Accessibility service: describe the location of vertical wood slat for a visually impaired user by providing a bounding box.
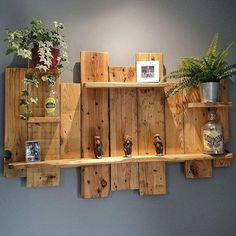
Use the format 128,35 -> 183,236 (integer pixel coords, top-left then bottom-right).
139,162 -> 166,196
164,86 -> 184,154
26,70 -> 61,187
183,88 -> 212,178
109,67 -> 139,191
27,122 -> 60,160
29,69 -> 60,117
60,83 -> 81,157
80,51 -> 110,198
26,167 -> 60,188
4,68 -> 27,163
135,52 -> 164,82
136,53 -> 166,195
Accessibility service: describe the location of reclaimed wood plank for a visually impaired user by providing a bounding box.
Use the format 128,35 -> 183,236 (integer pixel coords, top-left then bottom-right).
139,162 -> 166,195
136,52 -> 166,195
60,83 -> 81,157
8,153 -> 233,169
185,160 -> 212,178
80,165 -> 110,198
4,68 -> 27,163
26,167 -> 60,188
27,122 -> 60,160
83,82 -> 168,88
165,85 -> 184,154
109,66 -> 139,191
183,88 -> 212,178
80,51 -> 110,198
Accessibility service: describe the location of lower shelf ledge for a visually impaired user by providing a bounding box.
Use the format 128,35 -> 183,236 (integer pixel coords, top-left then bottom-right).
7,152 -> 233,170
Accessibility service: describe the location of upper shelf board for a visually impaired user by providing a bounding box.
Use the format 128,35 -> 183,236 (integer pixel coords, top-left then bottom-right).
82,82 -> 170,88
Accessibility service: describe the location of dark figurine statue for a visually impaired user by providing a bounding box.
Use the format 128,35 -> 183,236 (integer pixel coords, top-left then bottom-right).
154,134 -> 163,156
123,135 -> 133,157
94,136 -> 103,159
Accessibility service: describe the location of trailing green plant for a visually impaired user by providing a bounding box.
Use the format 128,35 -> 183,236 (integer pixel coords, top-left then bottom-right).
165,34 -> 236,97
20,72 -> 39,120
5,19 -> 68,119
5,19 -> 68,71
41,74 -> 56,87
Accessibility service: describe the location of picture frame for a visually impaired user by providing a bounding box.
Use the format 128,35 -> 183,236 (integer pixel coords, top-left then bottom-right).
25,140 -> 41,162
136,61 -> 160,83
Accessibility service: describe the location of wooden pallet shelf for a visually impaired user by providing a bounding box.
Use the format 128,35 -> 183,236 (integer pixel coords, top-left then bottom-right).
188,102 -> 233,108
28,117 -> 60,123
4,52 -> 233,197
8,153 -> 233,169
83,82 -> 169,88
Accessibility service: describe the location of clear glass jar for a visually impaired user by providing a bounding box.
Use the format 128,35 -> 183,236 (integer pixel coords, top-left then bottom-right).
45,85 -> 58,116
201,109 -> 224,154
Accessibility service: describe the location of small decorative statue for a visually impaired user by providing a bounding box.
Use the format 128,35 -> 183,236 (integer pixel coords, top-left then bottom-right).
94,136 -> 103,159
154,134 -> 163,156
123,135 -> 133,157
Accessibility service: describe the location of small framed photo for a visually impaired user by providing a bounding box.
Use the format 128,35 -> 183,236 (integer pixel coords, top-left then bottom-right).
25,140 -> 41,162
137,61 -> 160,83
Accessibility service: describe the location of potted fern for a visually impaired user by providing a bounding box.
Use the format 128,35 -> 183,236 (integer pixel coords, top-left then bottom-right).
166,34 -> 236,102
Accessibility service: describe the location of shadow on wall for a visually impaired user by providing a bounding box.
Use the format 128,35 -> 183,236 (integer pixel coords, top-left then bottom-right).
73,62 -> 81,83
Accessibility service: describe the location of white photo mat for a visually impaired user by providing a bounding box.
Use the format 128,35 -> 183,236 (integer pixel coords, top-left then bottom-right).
137,61 -> 160,83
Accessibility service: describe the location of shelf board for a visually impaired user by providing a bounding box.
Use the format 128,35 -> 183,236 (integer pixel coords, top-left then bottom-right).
8,152 -> 233,169
188,102 -> 233,108
28,116 -> 60,123
83,82 -> 169,88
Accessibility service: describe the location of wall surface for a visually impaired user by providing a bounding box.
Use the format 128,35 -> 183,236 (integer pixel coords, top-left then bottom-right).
1,0 -> 236,235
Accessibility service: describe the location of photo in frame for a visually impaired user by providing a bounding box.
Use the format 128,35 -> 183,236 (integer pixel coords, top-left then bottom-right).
25,140 -> 41,162
137,61 -> 160,83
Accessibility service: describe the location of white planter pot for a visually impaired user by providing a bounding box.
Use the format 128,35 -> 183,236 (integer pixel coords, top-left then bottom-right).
199,82 -> 219,103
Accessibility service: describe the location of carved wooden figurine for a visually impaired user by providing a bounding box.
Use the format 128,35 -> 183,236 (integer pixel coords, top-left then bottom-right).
94,136 -> 103,159
123,135 -> 133,157
154,134 -> 163,156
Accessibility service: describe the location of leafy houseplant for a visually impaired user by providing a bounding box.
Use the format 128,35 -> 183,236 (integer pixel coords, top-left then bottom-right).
5,19 -> 68,119
165,34 -> 236,102
5,19 -> 68,71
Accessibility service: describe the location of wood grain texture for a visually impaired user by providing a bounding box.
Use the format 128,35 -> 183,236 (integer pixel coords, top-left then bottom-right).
183,88 -> 212,178
4,159 -> 26,178
135,53 -> 164,82
26,167 -> 60,188
9,152 -> 233,169
80,51 -> 110,198
136,52 -> 166,195
60,83 -> 81,157
185,160 -> 212,178
137,88 -> 165,155
27,123 -> 60,160
29,69 -> 60,117
165,86 -> 184,154
80,165 -> 110,198
217,80 -> 229,142
139,162 -> 166,195
109,66 -> 139,191
4,68 -> 27,162
83,82 -> 168,88
213,158 -> 231,168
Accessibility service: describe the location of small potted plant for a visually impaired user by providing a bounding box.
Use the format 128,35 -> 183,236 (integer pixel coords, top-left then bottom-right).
165,34 -> 236,102
5,19 -> 68,119
5,19 -> 68,71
